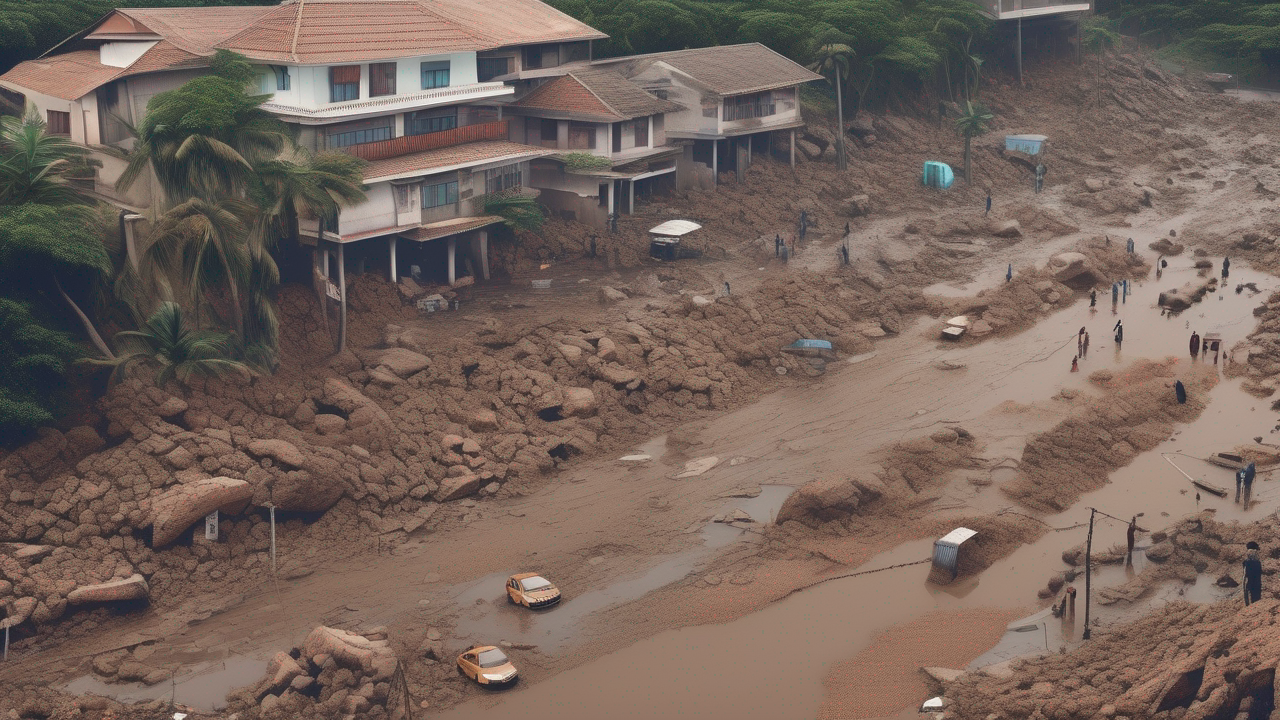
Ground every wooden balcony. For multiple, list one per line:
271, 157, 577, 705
345, 120, 510, 162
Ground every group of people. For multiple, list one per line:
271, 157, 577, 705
1188, 330, 1228, 366
1071, 327, 1093, 372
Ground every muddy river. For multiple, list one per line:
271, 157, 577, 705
427, 252, 1280, 719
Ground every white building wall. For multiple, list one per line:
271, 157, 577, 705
338, 182, 398, 236
261, 52, 480, 109
100, 41, 157, 68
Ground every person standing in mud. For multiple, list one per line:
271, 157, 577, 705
1090, 288, 1097, 307
775, 234, 781, 257
1112, 282, 1119, 306
1114, 319, 1123, 348
1071, 356, 1079, 373
1223, 256, 1231, 279
1078, 327, 1086, 356
1083, 331, 1090, 357
1190, 331, 1201, 359
1236, 467, 1245, 502
1126, 515, 1145, 559
1244, 541, 1263, 607
1243, 462, 1257, 505
985, 192, 992, 216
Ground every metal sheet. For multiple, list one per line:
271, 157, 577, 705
932, 542, 959, 575
937, 526, 978, 547
649, 220, 702, 237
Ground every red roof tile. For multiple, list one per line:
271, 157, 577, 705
0, 50, 122, 101
594, 42, 823, 96
509, 69, 681, 121
362, 140, 548, 181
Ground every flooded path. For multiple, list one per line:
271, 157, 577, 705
428, 253, 1280, 719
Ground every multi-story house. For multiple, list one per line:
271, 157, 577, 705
0, 0, 604, 287
503, 69, 683, 226
592, 43, 823, 185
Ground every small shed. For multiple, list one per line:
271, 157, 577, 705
649, 220, 703, 260
922, 161, 954, 190
1005, 134, 1048, 157
931, 527, 978, 581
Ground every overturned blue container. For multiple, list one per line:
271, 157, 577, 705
922, 161, 954, 189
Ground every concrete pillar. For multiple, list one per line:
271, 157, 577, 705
628, 180, 635, 214
337, 242, 347, 352
712, 141, 718, 186
447, 236, 457, 285
122, 213, 143, 272
479, 230, 490, 280
607, 180, 615, 216
790, 130, 795, 169
735, 139, 744, 182
1017, 17, 1023, 85
747, 134, 752, 166
320, 247, 330, 279
389, 235, 397, 282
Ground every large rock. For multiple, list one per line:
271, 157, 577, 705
991, 220, 1023, 238
775, 472, 886, 527
271, 471, 343, 513
435, 473, 482, 501
840, 194, 872, 217
247, 439, 306, 468
264, 652, 306, 693
562, 388, 598, 418
598, 286, 628, 305
373, 348, 430, 378
313, 414, 347, 435
67, 574, 149, 605
302, 626, 390, 673
595, 363, 639, 386
148, 477, 253, 547
1048, 252, 1089, 282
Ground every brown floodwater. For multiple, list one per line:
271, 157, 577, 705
429, 255, 1280, 720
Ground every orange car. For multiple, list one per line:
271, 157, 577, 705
456, 645, 518, 687
506, 573, 562, 608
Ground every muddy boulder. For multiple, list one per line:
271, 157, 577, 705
775, 471, 887, 528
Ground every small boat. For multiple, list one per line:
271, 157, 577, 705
1192, 479, 1229, 498
782, 339, 836, 360
1206, 451, 1246, 471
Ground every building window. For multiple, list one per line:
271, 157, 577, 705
330, 65, 360, 102
421, 61, 450, 89
634, 117, 648, 147
406, 108, 458, 136
539, 118, 559, 148
486, 164, 522, 194
325, 116, 393, 148
524, 44, 558, 70
369, 62, 397, 97
563, 42, 590, 62
46, 110, 71, 135
422, 180, 459, 209
723, 91, 777, 121
568, 122, 595, 150
273, 65, 291, 91
477, 57, 510, 82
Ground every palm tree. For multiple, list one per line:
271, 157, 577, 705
954, 101, 994, 184
0, 107, 98, 206
96, 301, 248, 387
0, 203, 115, 358
142, 197, 252, 335
809, 38, 855, 171
483, 191, 545, 233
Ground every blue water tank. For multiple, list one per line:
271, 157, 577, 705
922, 161, 955, 189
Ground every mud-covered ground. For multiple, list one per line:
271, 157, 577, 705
6, 51, 1280, 720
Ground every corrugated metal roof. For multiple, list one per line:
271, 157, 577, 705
649, 220, 701, 236
937, 527, 978, 547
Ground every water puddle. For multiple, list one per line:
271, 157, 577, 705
447, 487, 794, 653
63, 656, 267, 712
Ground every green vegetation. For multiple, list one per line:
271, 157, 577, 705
0, 298, 82, 435
94, 301, 248, 386
809, 35, 854, 170
1098, 0, 1280, 80
484, 190, 546, 233
115, 50, 367, 362
562, 152, 613, 171
550, 0, 993, 109
953, 100, 993, 183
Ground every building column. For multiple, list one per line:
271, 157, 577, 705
735, 139, 744, 182
628, 180, 635, 214
607, 180, 615, 216
712, 141, 718, 186
746, 134, 752, 166
1016, 17, 1024, 85
336, 242, 347, 353
790, 130, 795, 169
447, 236, 457, 285
479, 230, 490, 280
320, 246, 330, 279
389, 235, 398, 283
122, 213, 143, 272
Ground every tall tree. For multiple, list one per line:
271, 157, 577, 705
954, 100, 993, 184
0, 297, 82, 437
809, 35, 855, 171
96, 301, 248, 387
0, 107, 97, 206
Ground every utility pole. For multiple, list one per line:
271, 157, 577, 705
1017, 16, 1024, 86
1083, 507, 1096, 639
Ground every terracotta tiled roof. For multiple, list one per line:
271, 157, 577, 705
362, 140, 549, 181
0, 50, 123, 102
594, 42, 823, 96
509, 69, 681, 121
218, 1, 485, 64
404, 215, 503, 242
421, 0, 606, 47
114, 7, 276, 55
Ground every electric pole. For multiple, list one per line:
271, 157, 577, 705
1083, 507, 1096, 640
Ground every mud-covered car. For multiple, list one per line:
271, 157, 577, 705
506, 572, 561, 608
457, 645, 518, 687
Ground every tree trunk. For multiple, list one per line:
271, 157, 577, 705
53, 275, 114, 360
835, 68, 846, 171
964, 136, 973, 183
336, 242, 347, 354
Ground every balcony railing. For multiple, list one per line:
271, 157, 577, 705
344, 120, 510, 161
723, 102, 777, 122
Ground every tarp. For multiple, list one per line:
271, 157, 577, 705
922, 161, 954, 189
1005, 134, 1048, 156
787, 339, 833, 350
649, 220, 702, 237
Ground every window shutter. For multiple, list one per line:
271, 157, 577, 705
331, 65, 361, 83
369, 63, 396, 96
